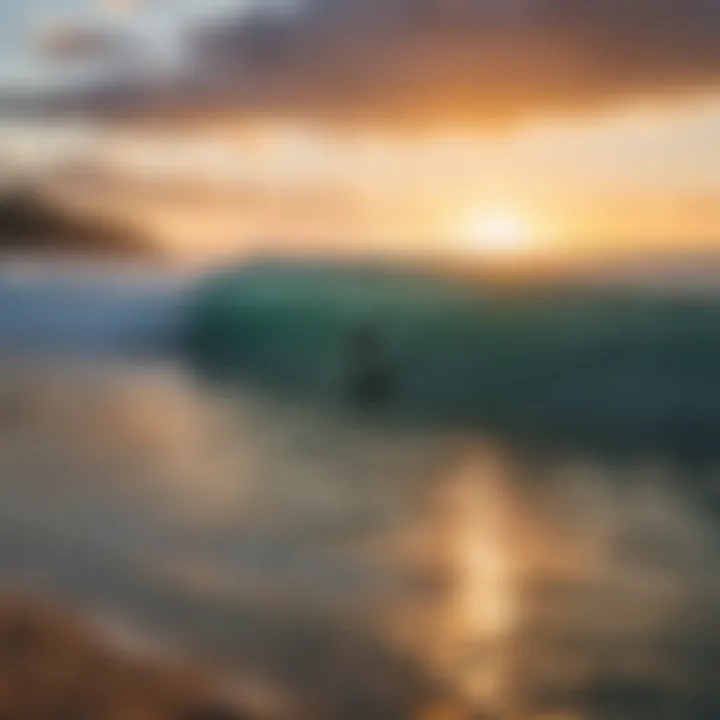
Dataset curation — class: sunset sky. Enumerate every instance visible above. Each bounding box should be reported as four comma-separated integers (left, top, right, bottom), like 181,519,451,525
1,0,719,263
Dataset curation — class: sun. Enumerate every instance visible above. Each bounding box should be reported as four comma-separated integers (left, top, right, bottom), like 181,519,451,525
458,210,534,256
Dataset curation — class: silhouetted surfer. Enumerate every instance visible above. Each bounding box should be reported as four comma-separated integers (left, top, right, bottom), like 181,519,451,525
348,323,392,407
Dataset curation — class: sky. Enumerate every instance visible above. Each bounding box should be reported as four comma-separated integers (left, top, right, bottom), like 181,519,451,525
1,0,720,264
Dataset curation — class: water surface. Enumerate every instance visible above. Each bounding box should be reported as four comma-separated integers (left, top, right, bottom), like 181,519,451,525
0,359,718,719
0,265,719,719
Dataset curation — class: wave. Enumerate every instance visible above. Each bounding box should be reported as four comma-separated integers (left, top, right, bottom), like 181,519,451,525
186,260,720,454
0,262,192,359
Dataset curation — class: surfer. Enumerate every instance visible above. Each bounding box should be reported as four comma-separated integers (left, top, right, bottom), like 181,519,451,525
348,323,393,407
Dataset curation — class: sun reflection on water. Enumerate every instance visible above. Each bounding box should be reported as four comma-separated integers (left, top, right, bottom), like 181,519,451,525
410,447,517,715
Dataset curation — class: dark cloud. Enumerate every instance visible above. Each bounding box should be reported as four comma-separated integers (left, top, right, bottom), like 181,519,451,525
17,0,720,127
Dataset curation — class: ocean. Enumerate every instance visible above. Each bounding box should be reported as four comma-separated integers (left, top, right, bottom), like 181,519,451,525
0,262,718,719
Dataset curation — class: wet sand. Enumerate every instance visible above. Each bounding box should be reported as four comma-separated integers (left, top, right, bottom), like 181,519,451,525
0,596,253,720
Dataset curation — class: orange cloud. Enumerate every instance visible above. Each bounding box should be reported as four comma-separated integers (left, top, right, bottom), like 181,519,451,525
25,0,720,128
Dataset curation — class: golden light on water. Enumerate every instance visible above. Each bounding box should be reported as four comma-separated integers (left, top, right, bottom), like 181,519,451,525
417,451,515,713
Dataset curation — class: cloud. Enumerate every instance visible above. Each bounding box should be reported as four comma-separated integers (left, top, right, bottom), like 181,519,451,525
19,0,720,127
36,21,132,62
